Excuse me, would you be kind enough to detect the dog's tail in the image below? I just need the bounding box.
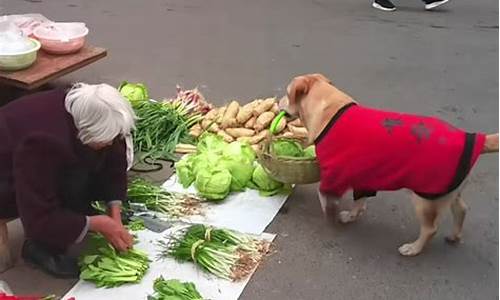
[482,133,499,154]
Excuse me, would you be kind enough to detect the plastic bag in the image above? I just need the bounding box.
[0,13,51,36]
[0,21,33,54]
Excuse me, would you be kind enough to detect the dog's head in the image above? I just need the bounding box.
[279,73,333,118]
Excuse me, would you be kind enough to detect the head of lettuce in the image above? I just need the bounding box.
[175,134,290,200]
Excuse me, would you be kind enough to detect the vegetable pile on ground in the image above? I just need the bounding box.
[188,98,309,151]
[175,133,291,200]
[158,224,270,281]
[127,178,204,219]
[127,218,146,231]
[133,99,201,161]
[118,82,202,162]
[79,234,150,288]
[167,85,213,115]
[270,138,316,159]
[148,276,205,300]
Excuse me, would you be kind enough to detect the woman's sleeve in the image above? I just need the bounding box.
[13,134,87,251]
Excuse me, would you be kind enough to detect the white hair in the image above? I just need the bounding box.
[65,82,136,170]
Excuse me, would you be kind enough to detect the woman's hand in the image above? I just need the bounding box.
[107,203,123,225]
[89,215,133,252]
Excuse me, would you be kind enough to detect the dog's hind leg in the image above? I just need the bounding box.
[399,193,451,256]
[445,194,467,244]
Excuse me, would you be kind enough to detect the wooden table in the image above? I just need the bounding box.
[0,45,107,90]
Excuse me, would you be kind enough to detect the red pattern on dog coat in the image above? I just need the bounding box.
[315,104,485,198]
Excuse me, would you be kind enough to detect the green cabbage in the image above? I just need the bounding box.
[194,167,232,201]
[222,141,256,162]
[177,135,289,199]
[248,164,286,196]
[197,133,227,154]
[303,145,316,158]
[271,139,304,157]
[175,155,195,188]
[219,157,254,192]
[118,81,149,104]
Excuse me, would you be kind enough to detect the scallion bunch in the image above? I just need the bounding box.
[158,225,269,281]
[133,100,201,161]
[127,178,204,219]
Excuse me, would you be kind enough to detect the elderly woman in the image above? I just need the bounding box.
[0,83,136,278]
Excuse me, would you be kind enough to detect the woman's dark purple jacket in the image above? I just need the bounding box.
[0,89,127,250]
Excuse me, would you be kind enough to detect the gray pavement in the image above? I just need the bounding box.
[1,0,498,299]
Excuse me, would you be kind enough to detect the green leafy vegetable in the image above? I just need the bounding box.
[133,100,201,162]
[128,178,204,218]
[247,164,291,196]
[79,234,150,288]
[175,133,290,200]
[222,141,256,162]
[219,157,254,192]
[303,145,316,158]
[149,277,204,300]
[127,219,146,231]
[158,225,269,281]
[196,133,227,154]
[194,168,232,201]
[118,81,149,104]
[175,155,195,188]
[271,139,304,158]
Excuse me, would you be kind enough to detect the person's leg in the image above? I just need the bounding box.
[21,168,93,278]
[0,219,13,273]
[372,0,396,11]
[422,0,450,10]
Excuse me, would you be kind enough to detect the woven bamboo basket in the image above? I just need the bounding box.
[257,112,320,184]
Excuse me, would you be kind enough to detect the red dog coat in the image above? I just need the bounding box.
[315,103,485,199]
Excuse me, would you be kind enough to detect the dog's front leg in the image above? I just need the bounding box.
[317,189,340,220]
[339,198,367,224]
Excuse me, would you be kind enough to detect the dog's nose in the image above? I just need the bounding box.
[278,96,288,110]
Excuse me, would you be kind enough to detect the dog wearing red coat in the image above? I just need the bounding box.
[279,73,498,256]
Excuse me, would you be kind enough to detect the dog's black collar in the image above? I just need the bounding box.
[314,102,357,145]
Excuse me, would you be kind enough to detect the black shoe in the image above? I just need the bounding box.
[21,240,79,279]
[424,0,449,10]
[372,0,396,11]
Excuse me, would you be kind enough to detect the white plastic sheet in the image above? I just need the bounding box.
[64,226,275,300]
[162,174,291,234]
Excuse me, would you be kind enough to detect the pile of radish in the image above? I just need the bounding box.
[189,98,308,150]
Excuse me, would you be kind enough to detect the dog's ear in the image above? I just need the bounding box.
[287,76,310,107]
[311,73,333,85]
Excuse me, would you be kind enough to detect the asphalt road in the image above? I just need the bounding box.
[1,0,498,299]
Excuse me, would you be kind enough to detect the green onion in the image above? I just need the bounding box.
[127,178,204,219]
[133,100,201,162]
[158,225,269,281]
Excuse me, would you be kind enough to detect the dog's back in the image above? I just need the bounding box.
[315,104,486,198]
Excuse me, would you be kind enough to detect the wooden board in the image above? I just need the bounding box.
[0,45,107,90]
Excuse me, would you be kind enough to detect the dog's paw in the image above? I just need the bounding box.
[338,211,355,224]
[444,235,463,245]
[398,243,423,257]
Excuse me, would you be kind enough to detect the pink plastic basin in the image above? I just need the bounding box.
[33,23,88,55]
